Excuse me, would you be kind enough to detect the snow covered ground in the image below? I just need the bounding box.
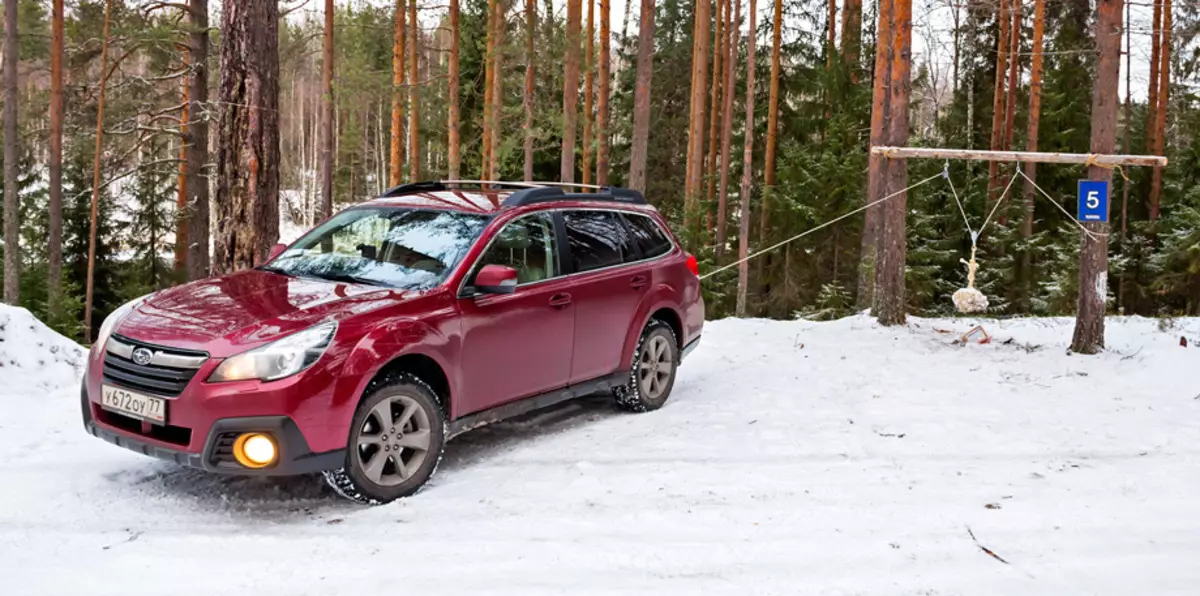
[1,308,1198,595]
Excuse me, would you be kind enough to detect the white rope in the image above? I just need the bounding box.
[944,161,975,240]
[979,167,1021,237]
[1016,169,1109,241]
[700,172,944,280]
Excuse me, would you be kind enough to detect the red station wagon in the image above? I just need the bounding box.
[81,181,704,503]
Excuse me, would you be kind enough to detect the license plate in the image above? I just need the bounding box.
[100,385,166,424]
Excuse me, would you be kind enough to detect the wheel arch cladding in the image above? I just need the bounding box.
[367,354,452,418]
[622,303,684,367]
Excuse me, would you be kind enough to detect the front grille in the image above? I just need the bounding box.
[102,336,208,397]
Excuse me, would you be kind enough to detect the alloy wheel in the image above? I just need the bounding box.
[638,335,673,400]
[355,394,432,486]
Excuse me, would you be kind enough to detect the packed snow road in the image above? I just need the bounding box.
[2,309,1199,595]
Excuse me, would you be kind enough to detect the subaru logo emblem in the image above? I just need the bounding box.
[131,347,153,366]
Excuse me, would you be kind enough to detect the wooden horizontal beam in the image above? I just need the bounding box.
[871,146,1167,168]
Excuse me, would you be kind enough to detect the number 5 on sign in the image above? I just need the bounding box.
[1077,180,1109,222]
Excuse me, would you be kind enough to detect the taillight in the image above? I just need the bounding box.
[685,253,700,277]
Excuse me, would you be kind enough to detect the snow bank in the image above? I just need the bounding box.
[0,306,84,394]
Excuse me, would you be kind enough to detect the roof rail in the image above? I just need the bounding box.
[379,179,648,208]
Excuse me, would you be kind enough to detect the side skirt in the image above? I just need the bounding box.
[447,370,628,440]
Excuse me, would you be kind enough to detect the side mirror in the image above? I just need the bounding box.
[268,243,287,260]
[474,264,518,295]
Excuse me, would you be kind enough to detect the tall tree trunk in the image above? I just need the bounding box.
[857,0,894,310]
[950,0,959,93]
[482,0,495,179]
[408,0,421,180]
[1145,0,1161,179]
[448,0,461,179]
[487,0,502,179]
[1148,0,1170,222]
[213,0,281,274]
[1019,0,1046,310]
[391,0,407,185]
[596,0,611,186]
[523,0,536,181]
[2,0,20,305]
[758,0,782,281]
[1070,0,1122,354]
[874,0,911,326]
[320,0,335,216]
[716,0,738,262]
[736,0,758,317]
[561,0,583,182]
[583,0,595,187]
[83,0,114,336]
[186,0,211,280]
[628,0,655,192]
[684,0,712,234]
[987,0,1011,210]
[827,0,836,71]
[1003,0,1021,159]
[176,51,190,274]
[705,0,724,209]
[842,0,862,81]
[48,0,65,310]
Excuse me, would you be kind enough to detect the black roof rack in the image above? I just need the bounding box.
[378,180,649,208]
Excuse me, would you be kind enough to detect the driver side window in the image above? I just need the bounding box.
[473,213,559,285]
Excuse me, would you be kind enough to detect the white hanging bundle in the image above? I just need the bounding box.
[952,241,989,313]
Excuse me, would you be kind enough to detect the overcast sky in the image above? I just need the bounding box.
[279,0,1158,101]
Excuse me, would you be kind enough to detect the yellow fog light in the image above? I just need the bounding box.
[233,433,278,468]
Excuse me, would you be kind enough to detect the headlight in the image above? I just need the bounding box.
[95,296,147,349]
[207,322,337,383]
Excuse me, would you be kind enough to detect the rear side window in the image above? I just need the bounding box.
[622,213,674,259]
[563,211,632,272]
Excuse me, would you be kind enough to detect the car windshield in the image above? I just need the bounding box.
[262,208,489,290]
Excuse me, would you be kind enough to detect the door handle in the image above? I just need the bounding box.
[630,275,648,290]
[549,293,572,308]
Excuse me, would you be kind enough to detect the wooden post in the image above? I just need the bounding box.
[870,147,1165,167]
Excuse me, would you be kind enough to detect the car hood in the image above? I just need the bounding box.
[114,269,416,356]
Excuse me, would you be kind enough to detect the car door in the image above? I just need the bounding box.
[457,212,575,415]
[560,209,647,384]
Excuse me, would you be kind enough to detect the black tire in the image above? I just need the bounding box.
[323,374,446,505]
[614,319,679,413]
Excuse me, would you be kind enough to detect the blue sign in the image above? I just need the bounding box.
[1077,180,1109,222]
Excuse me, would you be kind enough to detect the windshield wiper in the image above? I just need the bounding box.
[304,271,391,287]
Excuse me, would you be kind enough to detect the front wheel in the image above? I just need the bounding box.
[614,320,679,413]
[323,374,445,505]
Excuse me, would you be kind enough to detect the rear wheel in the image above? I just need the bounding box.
[614,320,679,412]
[323,375,445,504]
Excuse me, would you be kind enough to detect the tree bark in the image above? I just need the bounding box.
[1019,0,1046,310]
[716,0,738,262]
[1145,0,1161,185]
[736,0,758,317]
[1070,0,1122,354]
[408,0,421,181]
[561,0,582,183]
[523,0,536,181]
[582,0,595,187]
[482,0,495,180]
[320,0,335,216]
[391,0,407,185]
[842,0,862,81]
[83,0,114,336]
[2,0,20,305]
[448,0,461,179]
[684,0,712,233]
[596,0,611,186]
[628,0,655,193]
[757,0,781,280]
[857,0,893,310]
[873,0,911,327]
[987,0,1011,210]
[1003,0,1021,153]
[705,0,724,208]
[186,0,211,280]
[213,0,281,275]
[176,50,190,274]
[1148,0,1170,222]
[48,0,65,310]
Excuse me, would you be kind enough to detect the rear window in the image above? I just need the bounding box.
[563,211,633,272]
[621,213,674,259]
